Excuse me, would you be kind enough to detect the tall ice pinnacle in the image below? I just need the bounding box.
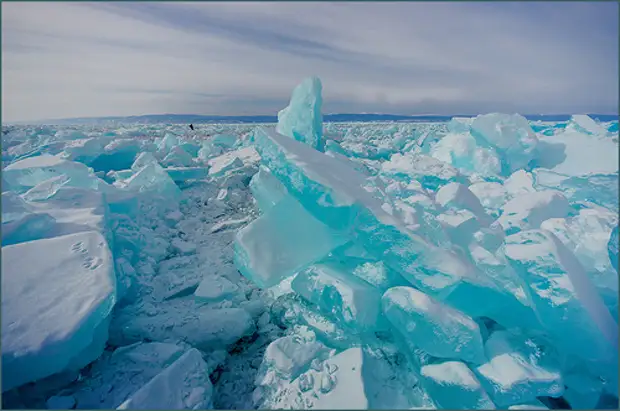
[276,76,325,152]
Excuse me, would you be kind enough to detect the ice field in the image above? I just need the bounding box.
[1,77,619,409]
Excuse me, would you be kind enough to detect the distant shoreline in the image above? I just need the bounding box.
[4,113,618,126]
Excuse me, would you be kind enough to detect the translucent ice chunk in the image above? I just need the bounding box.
[276,76,324,151]
[124,163,182,201]
[430,133,477,166]
[131,152,159,172]
[249,165,288,212]
[448,117,474,133]
[292,263,386,332]
[90,139,141,173]
[430,133,501,178]
[234,195,349,288]
[253,127,473,297]
[208,146,261,176]
[179,141,200,157]
[541,206,619,314]
[3,154,97,193]
[382,286,486,364]
[470,113,539,175]
[503,229,618,363]
[197,141,224,162]
[156,133,180,153]
[117,348,213,410]
[1,231,116,392]
[207,133,236,148]
[463,243,540,330]
[497,191,570,234]
[161,146,194,167]
[325,140,348,156]
[61,136,113,166]
[209,156,243,177]
[474,330,563,406]
[420,361,496,409]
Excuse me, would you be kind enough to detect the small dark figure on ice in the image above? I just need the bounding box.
[189,124,194,131]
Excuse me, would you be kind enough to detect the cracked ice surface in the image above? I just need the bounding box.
[1,78,618,410]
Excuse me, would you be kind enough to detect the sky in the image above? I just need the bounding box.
[2,1,618,122]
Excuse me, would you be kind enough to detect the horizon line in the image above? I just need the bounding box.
[4,111,619,126]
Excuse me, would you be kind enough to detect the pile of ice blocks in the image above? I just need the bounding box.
[234,77,619,409]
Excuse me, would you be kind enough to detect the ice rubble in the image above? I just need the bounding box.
[1,76,618,410]
[230,79,618,410]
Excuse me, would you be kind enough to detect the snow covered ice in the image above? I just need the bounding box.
[1,77,618,410]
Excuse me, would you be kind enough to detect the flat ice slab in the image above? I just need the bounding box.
[1,231,116,392]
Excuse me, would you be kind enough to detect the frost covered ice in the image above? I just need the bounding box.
[2,231,116,392]
[1,77,618,411]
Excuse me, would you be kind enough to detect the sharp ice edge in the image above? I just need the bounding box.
[1,77,618,410]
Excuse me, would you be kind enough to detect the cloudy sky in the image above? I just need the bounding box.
[2,1,618,122]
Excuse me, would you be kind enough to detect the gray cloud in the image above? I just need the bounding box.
[2,1,617,122]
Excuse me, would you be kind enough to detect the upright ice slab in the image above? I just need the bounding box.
[249,165,288,213]
[1,231,116,392]
[503,229,618,365]
[541,206,619,315]
[234,195,349,288]
[276,77,325,152]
